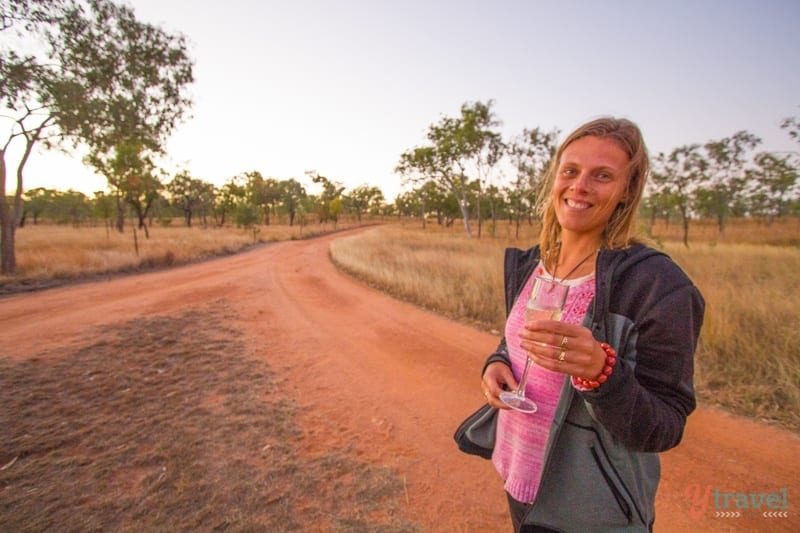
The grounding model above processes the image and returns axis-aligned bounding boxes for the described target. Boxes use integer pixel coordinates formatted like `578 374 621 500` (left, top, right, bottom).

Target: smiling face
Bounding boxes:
552 135 631 243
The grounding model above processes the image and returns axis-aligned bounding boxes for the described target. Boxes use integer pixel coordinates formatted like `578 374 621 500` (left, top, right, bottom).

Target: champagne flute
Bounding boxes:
499 274 570 413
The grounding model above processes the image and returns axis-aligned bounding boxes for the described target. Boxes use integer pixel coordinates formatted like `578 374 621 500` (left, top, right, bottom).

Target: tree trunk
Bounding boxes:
0 174 14 273
490 201 497 238
681 210 690 248
0 149 13 273
476 189 482 239
115 194 125 233
0 118 51 274
0 129 39 273
458 196 473 237
1 217 15 274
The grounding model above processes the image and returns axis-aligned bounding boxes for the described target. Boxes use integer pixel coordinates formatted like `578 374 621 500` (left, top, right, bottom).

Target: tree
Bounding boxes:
243 171 281 225
393 181 447 228
328 197 343 227
345 184 384 222
78 0 193 232
234 202 258 230
701 131 761 236
456 100 504 238
481 183 504 237
746 152 799 223
0 0 193 273
393 189 421 221
52 189 91 225
92 190 115 229
781 115 800 145
397 100 503 238
279 178 306 226
396 147 436 227
506 127 559 239
124 169 162 237
214 181 242 228
263 178 282 225
21 186 54 225
305 170 344 223
167 170 215 227
87 138 162 237
639 190 678 232
651 145 706 247
433 109 474 235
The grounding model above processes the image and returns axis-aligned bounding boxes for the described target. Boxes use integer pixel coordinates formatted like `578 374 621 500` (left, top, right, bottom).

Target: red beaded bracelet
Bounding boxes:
575 342 617 390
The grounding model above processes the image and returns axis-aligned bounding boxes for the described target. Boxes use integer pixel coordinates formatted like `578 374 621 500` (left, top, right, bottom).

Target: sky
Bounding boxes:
10 0 800 201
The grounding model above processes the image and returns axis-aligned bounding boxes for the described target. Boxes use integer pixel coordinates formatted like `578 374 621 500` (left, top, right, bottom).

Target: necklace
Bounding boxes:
552 248 597 283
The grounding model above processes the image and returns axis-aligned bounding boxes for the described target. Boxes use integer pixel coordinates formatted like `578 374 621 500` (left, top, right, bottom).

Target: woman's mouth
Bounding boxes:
565 198 592 209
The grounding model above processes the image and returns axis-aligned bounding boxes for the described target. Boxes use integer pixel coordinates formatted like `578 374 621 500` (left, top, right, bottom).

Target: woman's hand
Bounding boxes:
481 361 517 409
519 319 606 381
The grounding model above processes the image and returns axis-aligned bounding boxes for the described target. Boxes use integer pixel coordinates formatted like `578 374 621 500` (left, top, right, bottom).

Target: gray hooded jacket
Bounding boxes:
484 244 705 532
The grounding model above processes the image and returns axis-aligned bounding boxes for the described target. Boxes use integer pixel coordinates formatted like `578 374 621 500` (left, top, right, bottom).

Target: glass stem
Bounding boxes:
516 356 533 397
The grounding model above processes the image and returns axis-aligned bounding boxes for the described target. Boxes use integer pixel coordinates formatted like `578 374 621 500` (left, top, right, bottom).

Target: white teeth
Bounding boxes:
565 199 591 209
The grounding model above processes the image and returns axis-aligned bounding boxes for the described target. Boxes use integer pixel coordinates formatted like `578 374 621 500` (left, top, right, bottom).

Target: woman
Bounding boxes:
480 117 705 532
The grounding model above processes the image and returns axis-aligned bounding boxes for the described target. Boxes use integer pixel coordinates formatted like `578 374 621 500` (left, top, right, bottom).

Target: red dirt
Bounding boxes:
1 228 797 532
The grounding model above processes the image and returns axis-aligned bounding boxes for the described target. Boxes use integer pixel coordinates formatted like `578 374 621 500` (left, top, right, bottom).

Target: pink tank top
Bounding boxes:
492 261 596 503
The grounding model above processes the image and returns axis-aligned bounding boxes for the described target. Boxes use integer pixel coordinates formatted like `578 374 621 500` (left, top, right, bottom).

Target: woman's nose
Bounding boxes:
569 171 591 192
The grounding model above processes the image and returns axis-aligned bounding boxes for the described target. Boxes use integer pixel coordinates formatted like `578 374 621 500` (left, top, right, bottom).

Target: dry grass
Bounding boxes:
0 304 416 532
645 217 800 246
667 243 800 430
0 220 367 293
330 226 507 330
330 221 800 433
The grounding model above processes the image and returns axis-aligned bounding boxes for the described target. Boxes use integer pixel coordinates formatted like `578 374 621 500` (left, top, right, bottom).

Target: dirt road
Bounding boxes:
1 229 797 532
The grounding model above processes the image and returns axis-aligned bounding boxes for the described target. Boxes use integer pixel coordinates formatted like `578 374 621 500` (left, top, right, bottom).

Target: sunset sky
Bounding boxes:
13 0 800 200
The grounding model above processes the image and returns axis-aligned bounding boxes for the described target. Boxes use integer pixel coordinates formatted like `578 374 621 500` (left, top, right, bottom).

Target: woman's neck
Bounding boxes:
552 236 601 281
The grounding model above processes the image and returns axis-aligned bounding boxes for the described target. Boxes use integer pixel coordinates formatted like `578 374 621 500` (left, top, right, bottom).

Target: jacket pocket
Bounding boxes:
527 421 643 532
590 444 632 522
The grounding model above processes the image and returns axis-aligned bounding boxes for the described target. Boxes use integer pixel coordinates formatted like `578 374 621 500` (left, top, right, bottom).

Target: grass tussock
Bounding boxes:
0 305 416 532
330 223 800 433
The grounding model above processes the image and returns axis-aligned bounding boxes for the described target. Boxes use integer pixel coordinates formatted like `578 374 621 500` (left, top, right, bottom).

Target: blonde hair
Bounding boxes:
536 117 650 269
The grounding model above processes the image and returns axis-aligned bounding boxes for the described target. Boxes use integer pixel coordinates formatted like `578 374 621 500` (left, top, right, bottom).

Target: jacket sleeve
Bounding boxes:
580 265 705 453
482 337 511 377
